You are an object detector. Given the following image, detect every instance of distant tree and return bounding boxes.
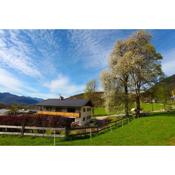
[0,103,6,109]
[84,79,97,102]
[154,82,172,110]
[9,104,19,115]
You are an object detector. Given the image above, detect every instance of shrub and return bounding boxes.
[0,115,73,128]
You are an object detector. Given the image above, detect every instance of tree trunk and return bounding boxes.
[136,94,141,117]
[124,85,129,117]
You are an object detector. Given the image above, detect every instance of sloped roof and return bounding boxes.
[37,98,92,107]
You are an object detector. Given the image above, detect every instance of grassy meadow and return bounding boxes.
[1,111,175,145]
[94,102,170,116]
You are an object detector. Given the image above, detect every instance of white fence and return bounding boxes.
[0,125,65,137]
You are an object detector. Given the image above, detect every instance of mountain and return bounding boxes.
[143,74,175,101]
[0,92,43,105]
[151,74,175,91]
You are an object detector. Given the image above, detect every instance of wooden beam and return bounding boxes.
[37,111,80,118]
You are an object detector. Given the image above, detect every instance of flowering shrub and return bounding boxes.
[0,115,73,128]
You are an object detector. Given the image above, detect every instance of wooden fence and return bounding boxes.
[0,117,133,139]
[68,117,133,138]
[0,125,65,137]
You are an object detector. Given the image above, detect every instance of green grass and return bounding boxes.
[94,102,165,116]
[55,111,175,146]
[93,107,121,116]
[93,107,108,116]
[141,102,164,112]
[0,135,55,146]
[1,111,175,146]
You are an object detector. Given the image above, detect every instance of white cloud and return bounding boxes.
[0,67,52,99]
[0,68,24,94]
[68,30,111,68]
[44,74,85,97]
[0,30,42,77]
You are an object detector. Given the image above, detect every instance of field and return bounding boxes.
[141,102,164,112]
[94,102,166,116]
[94,107,115,116]
[1,111,175,145]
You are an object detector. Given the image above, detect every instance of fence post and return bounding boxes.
[21,124,25,136]
[65,127,70,139]
[89,128,92,140]
[97,127,99,134]
[110,124,112,132]
[53,130,56,146]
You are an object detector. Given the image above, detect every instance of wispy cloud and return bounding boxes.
[0,30,42,77]
[162,48,175,76]
[44,74,85,97]
[0,67,55,99]
[0,68,23,94]
[23,30,60,76]
[68,30,111,68]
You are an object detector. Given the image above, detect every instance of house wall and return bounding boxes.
[75,106,92,126]
[39,105,92,126]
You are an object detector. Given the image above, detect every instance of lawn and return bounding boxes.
[93,107,115,116]
[141,102,164,112]
[1,111,175,145]
[94,102,165,116]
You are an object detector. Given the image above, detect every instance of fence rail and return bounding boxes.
[0,125,65,137]
[68,117,133,138]
[0,117,134,139]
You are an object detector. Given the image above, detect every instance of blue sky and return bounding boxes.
[0,29,174,99]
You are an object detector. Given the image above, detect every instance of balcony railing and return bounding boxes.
[37,111,80,118]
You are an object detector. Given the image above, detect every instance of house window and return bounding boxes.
[87,116,91,120]
[56,108,62,112]
[87,108,91,112]
[67,108,75,112]
[83,108,86,112]
[83,117,85,121]
[46,106,52,111]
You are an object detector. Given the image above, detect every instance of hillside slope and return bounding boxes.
[68,91,104,106]
[151,74,175,92]
[0,112,175,145]
[57,112,175,145]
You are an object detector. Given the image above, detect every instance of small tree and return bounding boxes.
[84,80,96,98]
[84,79,98,110]
[101,40,131,117]
[101,71,124,114]
[9,104,19,115]
[101,71,116,113]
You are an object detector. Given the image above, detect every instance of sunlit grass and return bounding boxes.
[1,111,175,146]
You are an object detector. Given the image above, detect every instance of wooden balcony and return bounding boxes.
[37,111,80,118]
